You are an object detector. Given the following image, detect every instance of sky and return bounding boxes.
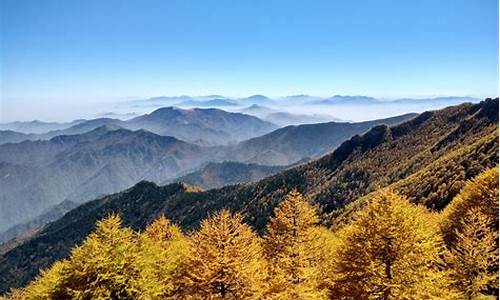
[0,0,498,121]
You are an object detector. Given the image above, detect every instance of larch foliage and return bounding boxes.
[135,215,189,299]
[1,288,29,300]
[26,214,143,299]
[441,167,499,246]
[445,208,499,300]
[264,190,329,300]
[180,209,267,300]
[22,261,67,299]
[0,288,29,300]
[329,190,456,300]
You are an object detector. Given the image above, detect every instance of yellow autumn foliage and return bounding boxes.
[4,170,498,300]
[328,190,457,299]
[179,209,267,299]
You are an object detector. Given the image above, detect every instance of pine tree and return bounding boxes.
[135,215,189,299]
[329,190,456,300]
[180,209,267,299]
[445,208,499,300]
[264,190,328,299]
[441,167,499,245]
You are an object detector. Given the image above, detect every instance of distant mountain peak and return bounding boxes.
[248,104,264,108]
[147,106,184,117]
[247,94,269,100]
[287,94,310,98]
[330,95,377,100]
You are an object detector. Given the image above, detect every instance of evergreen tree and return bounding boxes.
[180,209,266,299]
[264,190,328,299]
[445,208,498,300]
[329,190,455,299]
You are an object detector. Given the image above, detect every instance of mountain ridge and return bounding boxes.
[0,113,416,233]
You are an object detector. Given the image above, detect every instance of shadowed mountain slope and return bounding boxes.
[0,126,212,232]
[171,161,287,189]
[225,113,417,165]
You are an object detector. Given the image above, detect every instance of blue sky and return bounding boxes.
[0,0,498,120]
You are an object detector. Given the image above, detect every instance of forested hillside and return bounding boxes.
[2,167,498,299]
[0,99,497,293]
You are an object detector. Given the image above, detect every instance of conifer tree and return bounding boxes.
[29,214,143,299]
[135,215,189,299]
[329,190,455,300]
[0,288,28,300]
[441,167,499,245]
[264,190,328,299]
[23,261,67,299]
[180,209,266,299]
[445,208,499,300]
[312,227,340,293]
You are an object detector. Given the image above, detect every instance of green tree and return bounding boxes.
[180,209,267,299]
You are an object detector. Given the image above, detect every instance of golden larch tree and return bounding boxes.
[264,190,329,300]
[22,261,68,300]
[441,167,499,246]
[135,215,189,300]
[180,209,267,300]
[329,190,456,300]
[445,208,499,299]
[41,214,142,299]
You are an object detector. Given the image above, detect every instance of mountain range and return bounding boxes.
[0,98,496,292]
[0,107,278,146]
[0,112,415,234]
[132,94,479,108]
[0,126,209,233]
[0,120,85,134]
[239,104,338,126]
